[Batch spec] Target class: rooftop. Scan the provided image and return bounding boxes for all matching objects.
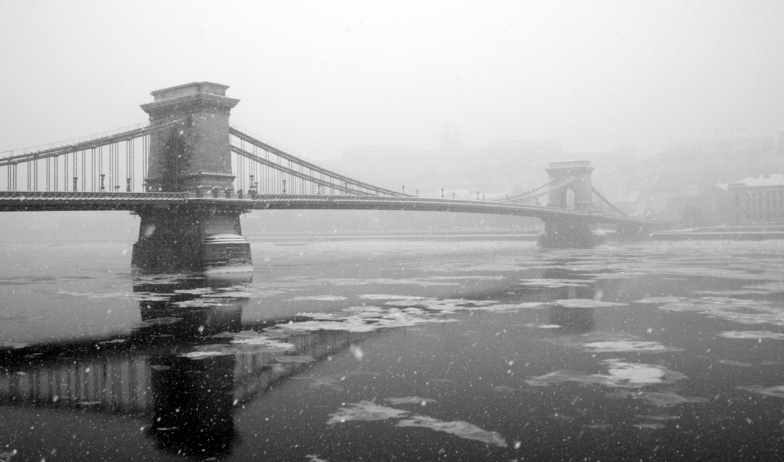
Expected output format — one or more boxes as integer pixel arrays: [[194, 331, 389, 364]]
[[151, 82, 230, 101], [727, 174, 784, 188]]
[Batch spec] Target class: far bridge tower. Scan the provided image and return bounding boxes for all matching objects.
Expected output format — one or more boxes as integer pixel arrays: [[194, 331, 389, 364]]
[[539, 161, 600, 247], [545, 160, 594, 210]]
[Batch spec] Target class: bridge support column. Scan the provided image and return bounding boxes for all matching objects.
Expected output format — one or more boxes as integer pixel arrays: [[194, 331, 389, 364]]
[[614, 221, 651, 241], [131, 205, 252, 273], [538, 219, 600, 248]]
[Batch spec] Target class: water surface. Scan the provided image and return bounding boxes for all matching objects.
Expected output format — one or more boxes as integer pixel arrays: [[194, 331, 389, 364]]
[[2, 239, 784, 461]]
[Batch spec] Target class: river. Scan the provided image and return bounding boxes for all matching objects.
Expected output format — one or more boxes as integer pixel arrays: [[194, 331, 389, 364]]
[[2, 238, 784, 461]]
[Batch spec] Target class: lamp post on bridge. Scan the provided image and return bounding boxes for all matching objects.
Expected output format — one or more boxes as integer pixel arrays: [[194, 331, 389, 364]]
[[282, 179, 287, 194], [100, 174, 105, 192], [441, 188, 444, 198], [73, 177, 78, 192]]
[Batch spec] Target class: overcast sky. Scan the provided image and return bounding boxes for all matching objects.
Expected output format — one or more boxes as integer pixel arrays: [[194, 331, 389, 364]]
[[1, 0, 783, 160]]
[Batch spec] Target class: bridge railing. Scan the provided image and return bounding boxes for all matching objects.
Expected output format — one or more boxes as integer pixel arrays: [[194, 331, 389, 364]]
[[0, 119, 186, 194]]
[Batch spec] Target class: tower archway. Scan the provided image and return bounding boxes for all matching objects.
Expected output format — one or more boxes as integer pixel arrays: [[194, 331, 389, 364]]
[[546, 161, 594, 210]]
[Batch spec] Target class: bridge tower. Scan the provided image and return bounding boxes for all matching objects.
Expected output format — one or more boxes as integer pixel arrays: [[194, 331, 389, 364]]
[[140, 82, 239, 192], [132, 82, 251, 273], [545, 161, 594, 210], [539, 161, 599, 248]]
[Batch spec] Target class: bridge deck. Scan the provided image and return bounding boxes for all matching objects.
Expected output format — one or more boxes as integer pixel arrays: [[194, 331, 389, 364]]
[[0, 191, 646, 225]]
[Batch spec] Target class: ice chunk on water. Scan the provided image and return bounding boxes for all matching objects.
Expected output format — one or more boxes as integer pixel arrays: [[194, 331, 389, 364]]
[[737, 385, 784, 398], [397, 415, 507, 448], [582, 340, 675, 353], [359, 294, 427, 300], [554, 299, 627, 308], [518, 279, 591, 288], [0, 342, 29, 350], [287, 295, 347, 302], [717, 360, 753, 367], [179, 351, 230, 359], [549, 332, 681, 353], [327, 401, 410, 424], [274, 355, 315, 363], [384, 397, 437, 405], [526, 360, 684, 388], [720, 331, 784, 340], [634, 423, 665, 430], [611, 391, 708, 407]]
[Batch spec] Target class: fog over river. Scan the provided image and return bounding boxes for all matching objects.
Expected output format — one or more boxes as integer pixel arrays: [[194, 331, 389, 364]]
[[1, 238, 783, 461]]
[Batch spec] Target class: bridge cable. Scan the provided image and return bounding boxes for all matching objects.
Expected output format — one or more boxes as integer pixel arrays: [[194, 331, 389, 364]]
[[591, 186, 628, 217], [230, 128, 407, 197]]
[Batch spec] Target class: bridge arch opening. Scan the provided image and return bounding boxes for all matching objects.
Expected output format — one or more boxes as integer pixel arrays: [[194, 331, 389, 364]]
[[545, 161, 594, 211]]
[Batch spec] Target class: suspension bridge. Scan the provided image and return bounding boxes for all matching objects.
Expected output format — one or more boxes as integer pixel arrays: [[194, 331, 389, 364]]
[[0, 82, 652, 272]]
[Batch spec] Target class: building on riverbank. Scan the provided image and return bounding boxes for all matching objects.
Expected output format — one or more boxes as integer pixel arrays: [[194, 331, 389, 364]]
[[661, 174, 784, 226], [725, 174, 784, 222]]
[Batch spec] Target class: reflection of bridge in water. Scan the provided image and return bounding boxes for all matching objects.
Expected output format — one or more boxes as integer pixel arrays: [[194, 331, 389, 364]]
[[0, 261, 604, 458], [0, 330, 356, 415], [0, 275, 372, 457]]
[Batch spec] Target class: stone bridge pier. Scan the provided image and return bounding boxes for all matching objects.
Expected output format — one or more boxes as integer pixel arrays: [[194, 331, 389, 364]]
[[538, 161, 601, 248], [538, 217, 598, 248], [614, 220, 651, 241], [132, 82, 252, 273]]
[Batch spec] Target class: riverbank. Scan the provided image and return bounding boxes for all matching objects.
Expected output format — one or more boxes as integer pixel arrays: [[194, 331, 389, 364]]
[[651, 223, 784, 241], [245, 230, 542, 242]]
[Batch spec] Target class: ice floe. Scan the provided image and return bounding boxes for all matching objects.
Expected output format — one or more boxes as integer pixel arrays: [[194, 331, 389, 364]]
[[279, 298, 550, 333], [526, 359, 684, 388], [397, 415, 507, 448], [634, 423, 665, 430], [384, 298, 549, 312], [171, 299, 235, 308], [384, 397, 437, 405], [518, 279, 592, 288], [737, 385, 784, 398], [359, 294, 427, 301], [719, 331, 784, 340], [516, 323, 562, 329], [327, 401, 410, 424], [426, 276, 506, 281], [179, 351, 230, 359], [610, 391, 708, 407], [0, 342, 29, 350], [553, 299, 627, 308], [178, 330, 296, 358], [327, 400, 507, 447], [272, 307, 453, 333], [642, 297, 784, 327], [717, 360, 753, 367], [582, 340, 676, 353], [635, 297, 684, 304], [637, 414, 680, 421], [548, 332, 681, 353], [286, 295, 348, 302], [274, 355, 316, 363]]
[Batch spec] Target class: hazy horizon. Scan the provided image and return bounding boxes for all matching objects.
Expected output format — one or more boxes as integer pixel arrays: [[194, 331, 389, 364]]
[[2, 1, 783, 162]]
